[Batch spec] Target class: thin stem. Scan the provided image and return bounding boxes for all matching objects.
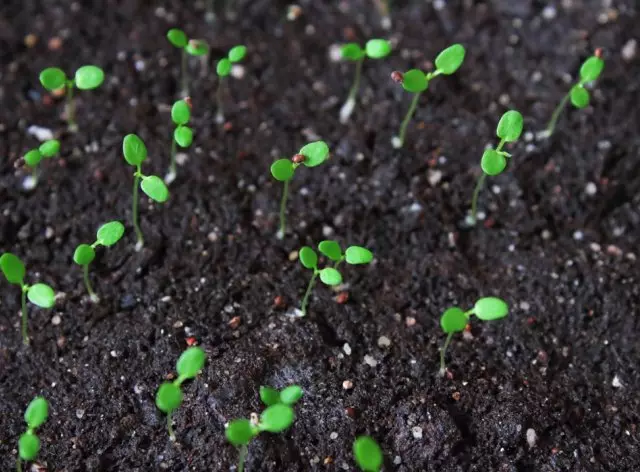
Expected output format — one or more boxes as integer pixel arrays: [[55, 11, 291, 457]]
[[83, 264, 98, 302], [132, 169, 144, 250], [181, 49, 188, 97], [216, 78, 225, 124], [439, 332, 454, 375], [396, 92, 422, 148], [278, 179, 289, 238], [300, 271, 318, 316], [170, 137, 177, 177], [340, 58, 364, 123], [31, 167, 39, 187], [17, 458, 22, 472], [471, 173, 487, 225], [21, 286, 29, 346], [65, 81, 76, 129], [546, 90, 571, 136], [167, 411, 176, 441], [238, 445, 248, 472]]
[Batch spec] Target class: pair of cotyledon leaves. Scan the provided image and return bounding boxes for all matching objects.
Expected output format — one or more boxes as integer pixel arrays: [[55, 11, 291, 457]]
[[24, 140, 60, 168], [480, 110, 524, 176], [401, 43, 466, 93], [39, 66, 104, 91], [341, 39, 391, 61], [270, 141, 330, 182], [73, 221, 125, 266], [171, 100, 194, 148], [217, 45, 247, 77], [19, 396, 49, 461], [123, 134, 169, 203], [570, 55, 605, 109], [353, 436, 383, 472], [0, 254, 55, 309], [440, 297, 509, 334], [156, 347, 206, 413], [166, 28, 209, 56], [299, 242, 373, 286]]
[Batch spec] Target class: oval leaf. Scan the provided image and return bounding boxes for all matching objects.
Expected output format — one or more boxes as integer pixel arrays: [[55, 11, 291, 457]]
[[18, 433, 40, 461], [186, 39, 209, 56], [402, 69, 428, 93], [579, 56, 604, 82], [353, 436, 383, 472], [167, 28, 188, 48], [226, 419, 255, 446], [73, 244, 96, 266], [473, 297, 509, 321], [39, 67, 67, 91], [75, 65, 104, 90], [27, 283, 55, 309], [260, 386, 280, 407], [341, 43, 365, 61], [176, 346, 206, 378], [228, 45, 247, 62], [25, 397, 49, 429], [279, 385, 303, 406], [318, 240, 342, 262], [365, 39, 391, 59], [271, 159, 295, 182], [97, 221, 125, 247], [141, 176, 169, 203], [171, 100, 191, 125], [122, 134, 147, 166], [319, 268, 342, 286], [39, 140, 60, 158], [345, 246, 373, 265], [570, 85, 589, 109], [155, 382, 183, 413], [440, 307, 468, 333], [299, 247, 318, 270], [260, 404, 295, 433], [0, 253, 25, 285], [480, 149, 507, 176], [435, 44, 466, 75], [496, 110, 523, 142], [174, 126, 194, 148], [299, 141, 329, 167], [217, 58, 232, 76], [24, 149, 42, 168]]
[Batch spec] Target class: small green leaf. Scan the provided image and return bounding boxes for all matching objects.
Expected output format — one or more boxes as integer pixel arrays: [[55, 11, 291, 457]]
[[271, 159, 295, 181], [155, 382, 183, 413], [353, 436, 383, 472], [319, 268, 342, 286], [167, 28, 188, 48], [480, 149, 507, 176], [226, 419, 256, 446], [39, 140, 60, 158], [345, 246, 373, 265], [259, 404, 295, 433], [24, 149, 42, 168], [73, 244, 95, 266], [496, 110, 523, 142], [341, 43, 365, 61], [176, 346, 206, 378], [25, 397, 48, 429], [579, 56, 604, 82], [299, 247, 318, 270], [141, 176, 169, 203], [217, 58, 232, 77], [473, 297, 509, 321], [440, 307, 468, 333], [186, 39, 209, 56], [39, 67, 67, 91], [279, 385, 303, 406], [0, 253, 25, 285], [174, 126, 194, 148], [122, 134, 147, 166], [171, 100, 191, 125], [260, 386, 281, 407], [318, 240, 342, 262], [365, 39, 391, 59], [435, 44, 466, 75], [27, 283, 55, 309], [96, 221, 125, 247], [402, 69, 428, 93], [18, 433, 40, 461], [228, 45, 247, 62], [299, 141, 329, 167], [74, 65, 104, 90], [570, 85, 590, 109]]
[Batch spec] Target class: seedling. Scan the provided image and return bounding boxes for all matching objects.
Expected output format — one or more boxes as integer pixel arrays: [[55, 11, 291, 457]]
[[298, 241, 373, 316], [16, 396, 49, 472], [39, 65, 105, 130], [167, 29, 210, 96], [22, 140, 61, 189], [439, 297, 509, 375], [122, 134, 169, 251], [390, 44, 465, 148], [470, 110, 523, 225], [546, 50, 605, 136], [215, 45, 247, 124], [226, 385, 302, 472], [270, 141, 330, 239], [0, 253, 55, 345], [155, 346, 206, 441], [165, 98, 194, 184], [339, 39, 391, 123], [73, 221, 125, 303], [353, 436, 383, 472]]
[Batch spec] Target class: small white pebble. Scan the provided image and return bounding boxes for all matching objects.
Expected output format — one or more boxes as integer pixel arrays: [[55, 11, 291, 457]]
[[134, 60, 145, 71], [526, 428, 537, 448], [76, 409, 85, 419], [394, 456, 402, 465], [391, 136, 402, 148], [329, 44, 342, 62], [542, 5, 557, 20], [573, 230, 584, 241], [377, 336, 391, 348], [27, 125, 54, 141], [585, 182, 597, 195], [597, 140, 612, 151], [621, 39, 637, 62], [231, 64, 245, 79], [364, 355, 378, 367], [51, 315, 61, 326], [330, 432, 338, 440], [612, 375, 623, 388], [110, 350, 118, 358], [343, 343, 352, 355], [342, 379, 353, 390], [590, 242, 601, 252], [322, 225, 334, 237], [542, 229, 552, 240], [427, 169, 443, 186], [519, 301, 530, 311], [411, 426, 423, 439]]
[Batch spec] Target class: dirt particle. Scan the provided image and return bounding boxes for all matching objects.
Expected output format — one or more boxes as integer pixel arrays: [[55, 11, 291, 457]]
[[526, 428, 537, 448], [364, 355, 378, 367], [452, 391, 461, 401], [24, 34, 38, 48], [405, 316, 416, 327], [273, 296, 285, 308], [323, 456, 333, 465], [288, 250, 299, 262], [228, 316, 241, 329], [612, 375, 623, 388], [48, 36, 63, 50], [329, 432, 338, 440], [335, 292, 349, 304], [342, 380, 353, 390], [377, 336, 391, 348], [51, 315, 61, 326], [411, 426, 423, 439], [345, 407, 356, 418], [342, 343, 352, 355]]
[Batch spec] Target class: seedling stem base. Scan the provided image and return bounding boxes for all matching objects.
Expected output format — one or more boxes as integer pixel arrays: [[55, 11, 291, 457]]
[[301, 271, 318, 316], [395, 92, 421, 148]]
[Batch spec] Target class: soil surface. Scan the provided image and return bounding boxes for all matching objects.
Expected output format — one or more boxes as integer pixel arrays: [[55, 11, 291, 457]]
[[1, 0, 639, 471]]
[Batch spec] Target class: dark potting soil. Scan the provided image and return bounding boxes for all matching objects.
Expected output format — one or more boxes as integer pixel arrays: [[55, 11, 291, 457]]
[[1, 0, 639, 471]]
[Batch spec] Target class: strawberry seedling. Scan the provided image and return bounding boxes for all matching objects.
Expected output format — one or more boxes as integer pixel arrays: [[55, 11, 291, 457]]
[[215, 45, 247, 124], [16, 397, 49, 472], [165, 98, 194, 184], [167, 29, 210, 96], [353, 436, 383, 472], [22, 140, 60, 189]]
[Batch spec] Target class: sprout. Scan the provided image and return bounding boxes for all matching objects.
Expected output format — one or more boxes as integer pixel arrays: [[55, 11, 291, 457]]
[[439, 297, 509, 375], [39, 65, 105, 131], [259, 384, 304, 407], [0, 253, 55, 345], [155, 346, 206, 441], [390, 44, 465, 148], [546, 50, 605, 136], [339, 39, 392, 123], [470, 110, 523, 225], [298, 241, 373, 316], [165, 98, 194, 184], [215, 45, 247, 124], [353, 436, 383, 472], [122, 134, 169, 251], [16, 396, 49, 472], [167, 28, 210, 96], [21, 140, 61, 188], [270, 141, 330, 239], [73, 221, 125, 303]]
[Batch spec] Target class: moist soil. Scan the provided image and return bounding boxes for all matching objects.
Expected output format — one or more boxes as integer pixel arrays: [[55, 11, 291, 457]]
[[1, 1, 639, 471]]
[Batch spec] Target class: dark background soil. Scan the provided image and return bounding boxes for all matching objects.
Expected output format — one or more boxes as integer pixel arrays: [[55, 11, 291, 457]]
[[1, 0, 639, 471]]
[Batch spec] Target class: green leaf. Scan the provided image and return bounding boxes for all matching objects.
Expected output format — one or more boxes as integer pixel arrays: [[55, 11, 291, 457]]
[[260, 386, 281, 407], [570, 85, 590, 109], [341, 43, 365, 61], [39, 140, 60, 158], [473, 297, 509, 321], [167, 28, 188, 48], [365, 39, 391, 59], [176, 346, 206, 378], [353, 436, 383, 472], [217, 58, 232, 77], [96, 221, 125, 247], [480, 149, 507, 176], [402, 69, 428, 93], [174, 126, 194, 148], [155, 382, 183, 413], [226, 419, 256, 446], [186, 39, 209, 56], [440, 307, 468, 333], [318, 240, 342, 262], [228, 45, 247, 62], [141, 175, 169, 203], [345, 246, 373, 265], [73, 244, 96, 266], [122, 134, 147, 166], [259, 404, 295, 433], [299, 141, 329, 167], [496, 110, 523, 142], [39, 67, 67, 91], [435, 44, 466, 75], [171, 100, 191, 125], [18, 433, 40, 461], [27, 283, 55, 309], [74, 65, 104, 90], [319, 268, 342, 286], [24, 149, 42, 168], [579, 56, 604, 82], [25, 397, 49, 429], [299, 247, 318, 269], [271, 159, 295, 181], [0, 253, 25, 285], [279, 385, 303, 406]]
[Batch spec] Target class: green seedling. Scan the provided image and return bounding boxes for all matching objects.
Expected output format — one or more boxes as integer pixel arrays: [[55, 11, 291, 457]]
[[122, 134, 169, 251], [470, 110, 523, 225], [155, 346, 206, 441], [0, 253, 55, 345], [339, 39, 392, 123], [73, 221, 125, 303], [270, 141, 330, 239], [16, 396, 49, 472], [546, 50, 604, 136], [439, 297, 509, 375], [298, 241, 373, 316], [215, 45, 247, 124], [226, 386, 302, 472], [390, 44, 465, 148], [167, 29, 210, 97], [165, 98, 194, 184], [39, 65, 104, 130], [353, 436, 383, 472], [22, 140, 60, 189]]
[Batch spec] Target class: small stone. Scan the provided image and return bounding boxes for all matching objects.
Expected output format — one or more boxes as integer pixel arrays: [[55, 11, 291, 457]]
[[542, 229, 552, 240], [394, 456, 402, 465], [288, 250, 298, 262], [51, 315, 61, 326], [27, 125, 54, 142], [427, 169, 443, 186], [364, 355, 378, 367], [48, 36, 63, 51], [573, 230, 584, 241], [343, 343, 352, 355], [377, 336, 391, 348], [526, 428, 537, 448], [24, 34, 38, 48], [228, 316, 241, 329], [76, 409, 85, 419], [452, 391, 461, 401], [621, 39, 637, 62], [606, 245, 623, 257], [542, 5, 557, 20], [585, 182, 597, 195], [411, 426, 423, 439], [110, 350, 118, 358], [207, 231, 218, 242], [120, 294, 136, 310], [342, 380, 353, 390], [406, 316, 416, 327], [45, 227, 54, 239], [287, 4, 302, 21], [612, 375, 623, 388], [330, 432, 338, 440], [322, 225, 334, 237]]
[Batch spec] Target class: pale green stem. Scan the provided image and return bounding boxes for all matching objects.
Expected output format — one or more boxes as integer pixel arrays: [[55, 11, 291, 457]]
[[16, 457, 22, 472], [216, 77, 225, 123], [132, 168, 143, 249], [170, 137, 177, 177], [238, 445, 248, 472], [181, 49, 188, 97], [546, 91, 571, 136], [300, 271, 318, 316], [167, 411, 175, 440], [397, 92, 421, 148], [21, 286, 28, 346], [348, 58, 364, 102], [279, 179, 289, 238], [83, 264, 97, 301], [65, 81, 75, 129], [439, 332, 453, 375]]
